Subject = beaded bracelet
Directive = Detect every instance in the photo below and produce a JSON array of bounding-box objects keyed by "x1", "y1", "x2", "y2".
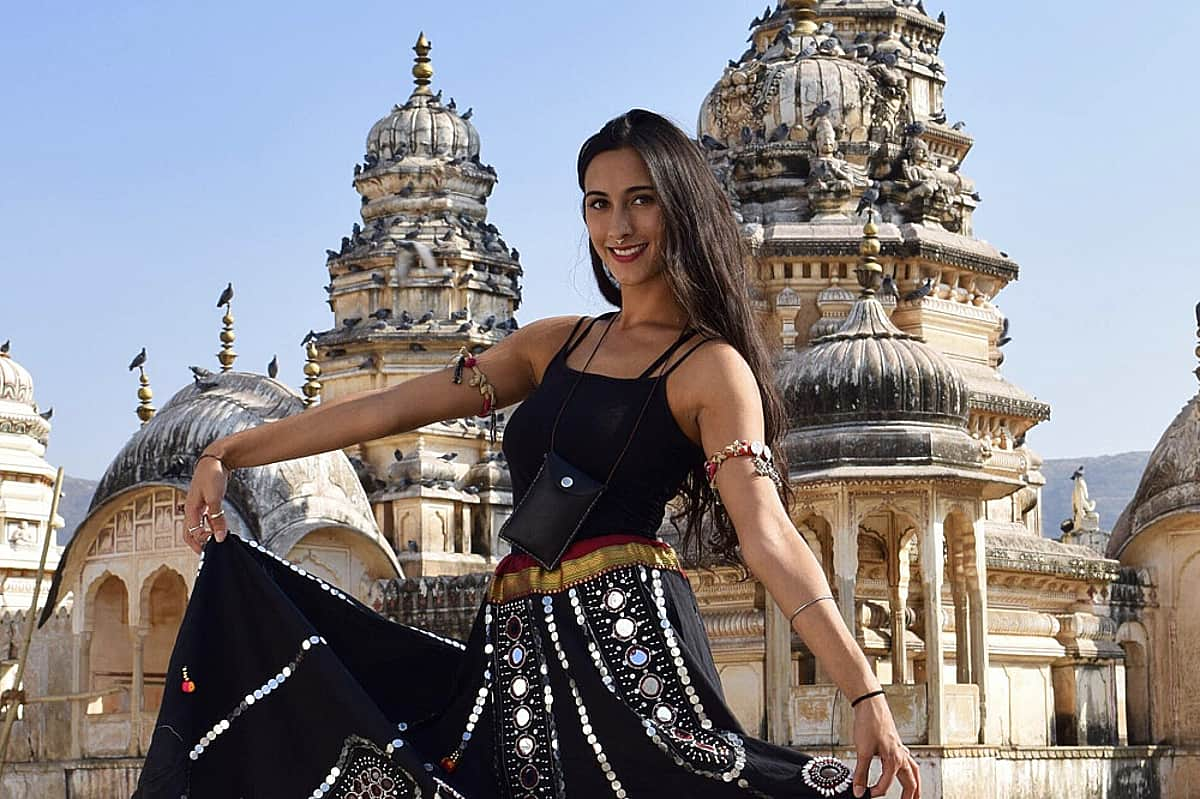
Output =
[
  {"x1": 703, "y1": 438, "x2": 783, "y2": 504},
  {"x1": 452, "y1": 347, "x2": 498, "y2": 443}
]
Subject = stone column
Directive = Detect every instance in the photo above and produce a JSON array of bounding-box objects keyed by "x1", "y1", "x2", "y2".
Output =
[
  {"x1": 764, "y1": 601, "x2": 793, "y2": 745},
  {"x1": 921, "y1": 514, "x2": 946, "y2": 745},
  {"x1": 72, "y1": 630, "x2": 91, "y2": 759},
  {"x1": 832, "y1": 518, "x2": 860, "y2": 640},
  {"x1": 967, "y1": 517, "x2": 990, "y2": 743},
  {"x1": 951, "y1": 537, "x2": 971, "y2": 684},
  {"x1": 888, "y1": 539, "x2": 913, "y2": 684},
  {"x1": 129, "y1": 627, "x2": 146, "y2": 756}
]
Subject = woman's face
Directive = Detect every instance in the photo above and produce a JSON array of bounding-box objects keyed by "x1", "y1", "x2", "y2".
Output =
[{"x1": 583, "y1": 146, "x2": 665, "y2": 287}]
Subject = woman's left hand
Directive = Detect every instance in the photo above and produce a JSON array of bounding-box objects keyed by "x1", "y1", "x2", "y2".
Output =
[{"x1": 850, "y1": 695, "x2": 920, "y2": 798}]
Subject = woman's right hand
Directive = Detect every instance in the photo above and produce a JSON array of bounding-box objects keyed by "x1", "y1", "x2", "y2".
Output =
[{"x1": 183, "y1": 452, "x2": 231, "y2": 554}]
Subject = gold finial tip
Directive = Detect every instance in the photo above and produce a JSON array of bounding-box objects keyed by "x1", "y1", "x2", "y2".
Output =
[{"x1": 411, "y1": 32, "x2": 433, "y2": 94}]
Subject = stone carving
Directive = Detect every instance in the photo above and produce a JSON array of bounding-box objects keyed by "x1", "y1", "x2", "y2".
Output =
[
  {"x1": 806, "y1": 116, "x2": 869, "y2": 216},
  {"x1": 6, "y1": 520, "x2": 37, "y2": 550},
  {"x1": 867, "y1": 58, "x2": 909, "y2": 144},
  {"x1": 895, "y1": 137, "x2": 955, "y2": 221}
]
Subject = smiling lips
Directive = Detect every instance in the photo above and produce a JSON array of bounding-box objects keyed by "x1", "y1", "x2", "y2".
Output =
[{"x1": 608, "y1": 242, "x2": 648, "y2": 263}]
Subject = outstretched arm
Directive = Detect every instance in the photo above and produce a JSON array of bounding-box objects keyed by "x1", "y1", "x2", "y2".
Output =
[
  {"x1": 693, "y1": 342, "x2": 919, "y2": 799},
  {"x1": 184, "y1": 315, "x2": 583, "y2": 548}
]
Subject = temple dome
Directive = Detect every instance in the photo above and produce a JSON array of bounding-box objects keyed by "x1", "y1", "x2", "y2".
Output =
[
  {"x1": 0, "y1": 351, "x2": 35, "y2": 408},
  {"x1": 699, "y1": 54, "x2": 876, "y2": 148},
  {"x1": 1109, "y1": 393, "x2": 1200, "y2": 557},
  {"x1": 779, "y1": 295, "x2": 969, "y2": 428},
  {"x1": 365, "y1": 33, "x2": 480, "y2": 163},
  {"x1": 367, "y1": 93, "x2": 480, "y2": 162}
]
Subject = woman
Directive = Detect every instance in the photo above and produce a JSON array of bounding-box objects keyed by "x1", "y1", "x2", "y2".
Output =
[{"x1": 137, "y1": 110, "x2": 919, "y2": 799}]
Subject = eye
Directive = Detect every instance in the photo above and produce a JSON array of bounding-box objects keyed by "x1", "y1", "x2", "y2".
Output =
[
  {"x1": 632, "y1": 194, "x2": 655, "y2": 206},
  {"x1": 586, "y1": 197, "x2": 609, "y2": 210}
]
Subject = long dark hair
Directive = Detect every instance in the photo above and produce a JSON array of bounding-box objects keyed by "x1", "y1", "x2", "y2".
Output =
[{"x1": 576, "y1": 108, "x2": 794, "y2": 568}]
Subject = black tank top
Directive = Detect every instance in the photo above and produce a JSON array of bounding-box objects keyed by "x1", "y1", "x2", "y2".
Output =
[{"x1": 502, "y1": 311, "x2": 709, "y2": 542}]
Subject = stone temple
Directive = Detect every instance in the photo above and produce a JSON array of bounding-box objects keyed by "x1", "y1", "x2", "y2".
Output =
[{"x1": 1, "y1": 3, "x2": 1196, "y2": 796}]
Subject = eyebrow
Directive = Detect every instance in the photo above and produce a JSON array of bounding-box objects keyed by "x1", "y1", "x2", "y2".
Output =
[{"x1": 583, "y1": 185, "x2": 657, "y2": 199}]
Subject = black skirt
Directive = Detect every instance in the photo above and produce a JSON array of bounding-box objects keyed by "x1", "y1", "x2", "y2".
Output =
[{"x1": 133, "y1": 532, "x2": 853, "y2": 798}]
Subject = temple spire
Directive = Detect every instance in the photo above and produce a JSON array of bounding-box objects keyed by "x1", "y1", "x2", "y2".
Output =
[
  {"x1": 856, "y1": 210, "x2": 883, "y2": 296},
  {"x1": 411, "y1": 32, "x2": 433, "y2": 97},
  {"x1": 216, "y1": 282, "x2": 236, "y2": 372}
]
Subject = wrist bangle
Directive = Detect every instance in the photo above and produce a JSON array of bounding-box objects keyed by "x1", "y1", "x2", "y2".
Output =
[
  {"x1": 850, "y1": 689, "x2": 886, "y2": 709},
  {"x1": 787, "y1": 594, "x2": 834, "y2": 626},
  {"x1": 198, "y1": 452, "x2": 229, "y2": 470}
]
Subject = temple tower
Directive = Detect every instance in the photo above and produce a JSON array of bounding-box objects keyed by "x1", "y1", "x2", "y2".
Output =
[{"x1": 314, "y1": 34, "x2": 520, "y2": 576}]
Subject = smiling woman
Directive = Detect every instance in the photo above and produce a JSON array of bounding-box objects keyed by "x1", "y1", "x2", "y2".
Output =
[{"x1": 132, "y1": 109, "x2": 916, "y2": 799}]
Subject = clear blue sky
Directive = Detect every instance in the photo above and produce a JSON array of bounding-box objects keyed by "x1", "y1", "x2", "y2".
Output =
[{"x1": 2, "y1": 1, "x2": 1196, "y2": 480}]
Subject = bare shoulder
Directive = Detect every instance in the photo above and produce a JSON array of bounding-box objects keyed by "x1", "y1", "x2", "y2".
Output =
[
  {"x1": 675, "y1": 337, "x2": 758, "y2": 398},
  {"x1": 496, "y1": 314, "x2": 588, "y2": 385},
  {"x1": 666, "y1": 337, "x2": 762, "y2": 447}
]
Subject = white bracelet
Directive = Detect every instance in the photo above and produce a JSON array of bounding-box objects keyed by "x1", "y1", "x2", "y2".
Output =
[{"x1": 787, "y1": 594, "x2": 835, "y2": 625}]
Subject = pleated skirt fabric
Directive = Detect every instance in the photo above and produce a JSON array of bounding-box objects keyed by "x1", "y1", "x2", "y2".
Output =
[{"x1": 132, "y1": 532, "x2": 852, "y2": 798}]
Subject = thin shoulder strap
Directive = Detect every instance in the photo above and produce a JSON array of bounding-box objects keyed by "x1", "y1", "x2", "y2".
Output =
[
  {"x1": 636, "y1": 328, "x2": 700, "y2": 380},
  {"x1": 561, "y1": 311, "x2": 616, "y2": 359},
  {"x1": 660, "y1": 336, "x2": 712, "y2": 377}
]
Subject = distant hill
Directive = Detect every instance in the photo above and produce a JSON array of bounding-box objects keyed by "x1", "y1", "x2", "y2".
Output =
[
  {"x1": 1041, "y1": 452, "x2": 1151, "y2": 538},
  {"x1": 57, "y1": 475, "x2": 99, "y2": 545}
]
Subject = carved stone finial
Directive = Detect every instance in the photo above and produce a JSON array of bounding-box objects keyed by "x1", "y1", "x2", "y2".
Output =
[
  {"x1": 1194, "y1": 301, "x2": 1200, "y2": 383},
  {"x1": 217, "y1": 288, "x2": 236, "y2": 372},
  {"x1": 302, "y1": 341, "x2": 322, "y2": 408},
  {"x1": 855, "y1": 210, "x2": 883, "y2": 296},
  {"x1": 135, "y1": 365, "x2": 156, "y2": 425},
  {"x1": 411, "y1": 32, "x2": 433, "y2": 96}
]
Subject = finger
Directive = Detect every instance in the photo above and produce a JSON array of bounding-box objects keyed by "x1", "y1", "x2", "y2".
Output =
[
  {"x1": 206, "y1": 503, "x2": 229, "y2": 542},
  {"x1": 852, "y1": 751, "x2": 873, "y2": 798},
  {"x1": 871, "y1": 750, "x2": 901, "y2": 797},
  {"x1": 184, "y1": 528, "x2": 201, "y2": 556},
  {"x1": 183, "y1": 492, "x2": 206, "y2": 544},
  {"x1": 900, "y1": 756, "x2": 921, "y2": 799}
]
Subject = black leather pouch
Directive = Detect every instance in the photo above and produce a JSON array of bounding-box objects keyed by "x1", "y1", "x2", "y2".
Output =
[{"x1": 499, "y1": 450, "x2": 606, "y2": 570}]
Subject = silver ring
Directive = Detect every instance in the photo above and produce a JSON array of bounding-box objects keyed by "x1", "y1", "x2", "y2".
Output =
[
  {"x1": 187, "y1": 524, "x2": 204, "y2": 534},
  {"x1": 208, "y1": 510, "x2": 225, "y2": 519}
]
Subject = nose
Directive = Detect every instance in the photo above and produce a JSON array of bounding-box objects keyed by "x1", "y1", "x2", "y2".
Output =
[{"x1": 608, "y1": 206, "x2": 633, "y2": 243}]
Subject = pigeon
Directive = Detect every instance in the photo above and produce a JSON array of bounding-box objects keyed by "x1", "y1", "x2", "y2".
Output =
[
  {"x1": 326, "y1": 249, "x2": 339, "y2": 259},
  {"x1": 432, "y1": 89, "x2": 442, "y2": 103},
  {"x1": 938, "y1": 11, "x2": 946, "y2": 24},
  {"x1": 903, "y1": 121, "x2": 927, "y2": 138},
  {"x1": 38, "y1": 407, "x2": 53, "y2": 421},
  {"x1": 768, "y1": 123, "x2": 790, "y2": 143},
  {"x1": 409, "y1": 341, "x2": 427, "y2": 353},
  {"x1": 929, "y1": 108, "x2": 947, "y2": 125},
  {"x1": 343, "y1": 317, "x2": 362, "y2": 328},
  {"x1": 0, "y1": 340, "x2": 8, "y2": 355},
  {"x1": 903, "y1": 278, "x2": 935, "y2": 302},
  {"x1": 948, "y1": 163, "x2": 961, "y2": 173},
  {"x1": 1071, "y1": 466, "x2": 1085, "y2": 481},
  {"x1": 952, "y1": 121, "x2": 967, "y2": 131},
  {"x1": 358, "y1": 356, "x2": 376, "y2": 370},
  {"x1": 740, "y1": 126, "x2": 754, "y2": 145},
  {"x1": 856, "y1": 183, "x2": 881, "y2": 216},
  {"x1": 461, "y1": 107, "x2": 473, "y2": 120},
  {"x1": 880, "y1": 275, "x2": 898, "y2": 298},
  {"x1": 370, "y1": 308, "x2": 393, "y2": 320},
  {"x1": 370, "y1": 272, "x2": 386, "y2": 285},
  {"x1": 447, "y1": 97, "x2": 456, "y2": 111},
  {"x1": 808, "y1": 100, "x2": 833, "y2": 121},
  {"x1": 969, "y1": 191, "x2": 983, "y2": 203},
  {"x1": 393, "y1": 241, "x2": 437, "y2": 278},
  {"x1": 456, "y1": 322, "x2": 471, "y2": 333},
  {"x1": 406, "y1": 540, "x2": 419, "y2": 553},
  {"x1": 438, "y1": 452, "x2": 458, "y2": 461},
  {"x1": 189, "y1": 365, "x2": 215, "y2": 381},
  {"x1": 817, "y1": 21, "x2": 836, "y2": 36},
  {"x1": 393, "y1": 449, "x2": 404, "y2": 461},
  {"x1": 216, "y1": 282, "x2": 234, "y2": 307},
  {"x1": 128, "y1": 347, "x2": 147, "y2": 371},
  {"x1": 301, "y1": 330, "x2": 318, "y2": 345},
  {"x1": 478, "y1": 314, "x2": 497, "y2": 333},
  {"x1": 450, "y1": 307, "x2": 469, "y2": 321},
  {"x1": 511, "y1": 248, "x2": 520, "y2": 261},
  {"x1": 700, "y1": 134, "x2": 728, "y2": 151}
]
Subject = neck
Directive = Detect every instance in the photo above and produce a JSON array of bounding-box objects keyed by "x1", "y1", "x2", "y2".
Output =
[{"x1": 611, "y1": 272, "x2": 690, "y2": 333}]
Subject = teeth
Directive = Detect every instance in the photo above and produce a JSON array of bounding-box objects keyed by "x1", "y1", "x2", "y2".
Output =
[{"x1": 612, "y1": 244, "x2": 645, "y2": 256}]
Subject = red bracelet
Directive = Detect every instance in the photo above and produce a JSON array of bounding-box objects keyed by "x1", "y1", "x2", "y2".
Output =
[{"x1": 703, "y1": 439, "x2": 783, "y2": 504}]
